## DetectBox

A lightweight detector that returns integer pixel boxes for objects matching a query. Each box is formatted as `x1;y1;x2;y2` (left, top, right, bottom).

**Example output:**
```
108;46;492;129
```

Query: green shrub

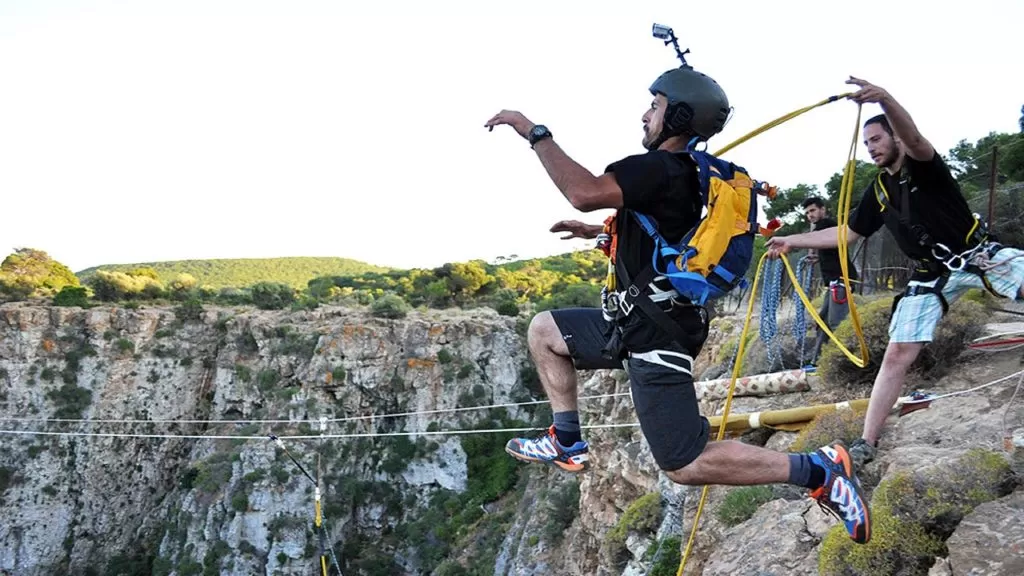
789;407;866;453
818;448;1014;575
437;348;453;364
331;365;346;383
234;364;252;383
494;300;519;317
46;383;92;419
231;491;249;512
257;370;280;392
603;492;662;564
819;475;944;575
883;448;1014;538
542;481;580;542
251;282;296;310
818;294;986;386
174;298;205;322
716;486;774;527
53;286;90;307
372;293;410;318
643;536;682;576
194;455;233;493
0;467;15;495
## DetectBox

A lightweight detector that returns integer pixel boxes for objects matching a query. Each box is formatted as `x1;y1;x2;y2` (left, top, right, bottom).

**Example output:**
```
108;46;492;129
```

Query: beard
878;150;900;169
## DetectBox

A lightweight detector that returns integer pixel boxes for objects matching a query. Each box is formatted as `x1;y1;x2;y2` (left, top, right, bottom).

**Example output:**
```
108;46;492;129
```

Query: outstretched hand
550;220;598;240
764;235;793;259
484;110;535;140
846;76;890;104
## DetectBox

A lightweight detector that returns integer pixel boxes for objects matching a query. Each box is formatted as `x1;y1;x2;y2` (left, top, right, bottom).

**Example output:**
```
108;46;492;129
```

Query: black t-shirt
849;151;976;264
811;217;859;284
603;150;706;354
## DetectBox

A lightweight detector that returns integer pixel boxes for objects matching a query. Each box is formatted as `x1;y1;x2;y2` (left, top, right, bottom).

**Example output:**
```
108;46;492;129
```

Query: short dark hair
801;196;825;210
864;114;893;136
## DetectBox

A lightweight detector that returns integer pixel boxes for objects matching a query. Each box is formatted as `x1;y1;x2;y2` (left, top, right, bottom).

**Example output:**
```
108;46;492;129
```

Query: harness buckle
617;291;635;316
930;243;953;262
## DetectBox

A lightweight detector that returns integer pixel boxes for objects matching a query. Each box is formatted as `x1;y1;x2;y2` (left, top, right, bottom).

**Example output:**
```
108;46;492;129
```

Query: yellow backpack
604;149;776;306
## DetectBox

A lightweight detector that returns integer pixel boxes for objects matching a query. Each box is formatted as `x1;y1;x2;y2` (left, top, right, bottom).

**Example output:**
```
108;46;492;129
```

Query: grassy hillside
76;257;388;290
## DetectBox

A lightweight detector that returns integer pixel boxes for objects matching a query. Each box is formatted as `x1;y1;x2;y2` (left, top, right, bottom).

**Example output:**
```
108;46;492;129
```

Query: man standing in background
800;196;859;368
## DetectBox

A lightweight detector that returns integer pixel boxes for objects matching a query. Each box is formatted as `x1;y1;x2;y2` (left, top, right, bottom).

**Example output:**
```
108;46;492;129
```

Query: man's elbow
567;182;623;212
903;138;935;161
569;192;601;212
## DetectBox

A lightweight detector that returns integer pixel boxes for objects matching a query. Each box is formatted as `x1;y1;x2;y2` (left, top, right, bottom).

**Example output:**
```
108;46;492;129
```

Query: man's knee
527;312;566;354
664;462;700;485
881;341;923;369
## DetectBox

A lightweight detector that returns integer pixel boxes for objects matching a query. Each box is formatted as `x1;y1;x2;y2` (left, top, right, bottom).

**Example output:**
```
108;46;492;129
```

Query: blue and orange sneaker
504;425;591;473
809;442;872;544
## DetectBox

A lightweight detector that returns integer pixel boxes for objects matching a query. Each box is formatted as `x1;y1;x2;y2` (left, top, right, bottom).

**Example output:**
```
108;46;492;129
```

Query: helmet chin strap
646;102;699;151
646;126;700;152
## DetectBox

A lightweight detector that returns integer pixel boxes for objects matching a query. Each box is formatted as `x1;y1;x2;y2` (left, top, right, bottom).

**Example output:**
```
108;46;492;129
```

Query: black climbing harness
873;169;1008;316
599;216;709;362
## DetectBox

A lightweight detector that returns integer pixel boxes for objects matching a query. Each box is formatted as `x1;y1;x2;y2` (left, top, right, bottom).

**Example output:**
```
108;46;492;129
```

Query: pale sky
2;1;1022;273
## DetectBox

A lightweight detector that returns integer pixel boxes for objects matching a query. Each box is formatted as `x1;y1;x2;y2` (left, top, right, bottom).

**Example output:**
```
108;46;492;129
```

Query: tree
250;282;296;310
946;131;1024;193
169;273;198;300
823;160;879;214
0;248;79;300
764;183;821;224
87;270;164;301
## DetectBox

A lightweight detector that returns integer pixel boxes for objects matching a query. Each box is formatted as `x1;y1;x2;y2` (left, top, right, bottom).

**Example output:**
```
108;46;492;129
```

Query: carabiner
945;253;967;271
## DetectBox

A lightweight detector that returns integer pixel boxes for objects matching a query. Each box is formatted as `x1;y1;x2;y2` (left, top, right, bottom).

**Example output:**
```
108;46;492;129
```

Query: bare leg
664;440;790;485
862;341;923;444
527;312;579;413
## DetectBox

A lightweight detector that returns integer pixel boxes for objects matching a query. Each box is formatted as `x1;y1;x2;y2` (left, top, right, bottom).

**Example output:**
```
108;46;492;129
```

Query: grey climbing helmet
648;65;731;146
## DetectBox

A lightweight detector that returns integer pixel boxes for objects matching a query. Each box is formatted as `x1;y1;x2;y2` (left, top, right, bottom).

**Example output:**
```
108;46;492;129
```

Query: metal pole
988;145;999;227
859;237;869;295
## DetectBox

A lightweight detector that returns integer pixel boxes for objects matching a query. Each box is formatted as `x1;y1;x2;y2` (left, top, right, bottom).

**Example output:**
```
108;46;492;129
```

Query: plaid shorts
890;246;1024;343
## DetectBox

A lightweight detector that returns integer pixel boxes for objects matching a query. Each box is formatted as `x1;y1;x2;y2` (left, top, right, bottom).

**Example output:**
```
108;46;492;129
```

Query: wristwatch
528;124;552;147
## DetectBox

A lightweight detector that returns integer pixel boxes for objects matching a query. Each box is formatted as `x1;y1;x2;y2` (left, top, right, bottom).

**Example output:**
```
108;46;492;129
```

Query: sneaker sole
504;446;590;473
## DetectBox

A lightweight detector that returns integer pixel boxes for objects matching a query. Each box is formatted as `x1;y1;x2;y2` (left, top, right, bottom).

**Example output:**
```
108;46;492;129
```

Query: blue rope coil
759;258;784;370
793;256;815;366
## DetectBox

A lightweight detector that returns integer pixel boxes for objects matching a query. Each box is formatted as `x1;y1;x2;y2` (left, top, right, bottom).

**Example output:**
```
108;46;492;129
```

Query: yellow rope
712;93;852;157
315;456;329;576
675;95;867;576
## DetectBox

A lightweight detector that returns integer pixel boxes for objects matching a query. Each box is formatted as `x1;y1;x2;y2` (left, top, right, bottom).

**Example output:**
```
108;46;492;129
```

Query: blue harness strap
628;148;759;306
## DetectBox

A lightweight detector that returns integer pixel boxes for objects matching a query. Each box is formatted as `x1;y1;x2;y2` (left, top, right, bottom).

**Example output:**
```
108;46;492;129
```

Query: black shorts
549;307;711;472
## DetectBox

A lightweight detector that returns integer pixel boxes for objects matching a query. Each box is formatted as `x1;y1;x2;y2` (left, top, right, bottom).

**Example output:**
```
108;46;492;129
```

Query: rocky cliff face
0;302;538;576
0;301;1022;576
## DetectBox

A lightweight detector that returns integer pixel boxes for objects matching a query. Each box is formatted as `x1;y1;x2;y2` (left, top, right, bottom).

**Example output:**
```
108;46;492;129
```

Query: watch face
532;126;545;137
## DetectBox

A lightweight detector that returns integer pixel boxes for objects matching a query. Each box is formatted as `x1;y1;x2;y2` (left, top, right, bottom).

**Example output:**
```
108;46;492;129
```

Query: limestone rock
945;490;1024;576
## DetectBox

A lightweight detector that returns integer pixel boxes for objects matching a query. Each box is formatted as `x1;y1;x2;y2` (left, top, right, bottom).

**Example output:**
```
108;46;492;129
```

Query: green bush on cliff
717;486;775;527
643;535;682;576
371;293;410;319
818;448;1015;575
818;291;987;386
53;285;90;307
819;474;944;575
603;492;663;565
789;406;866;453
